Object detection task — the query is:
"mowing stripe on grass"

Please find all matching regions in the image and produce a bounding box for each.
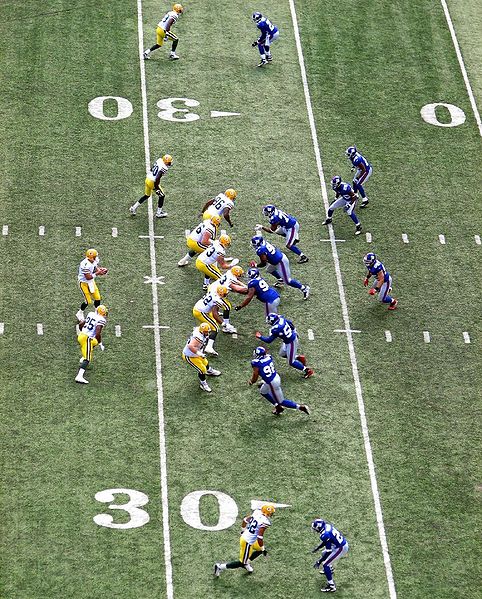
[289,2,397,597]
[439,0,482,136]
[137,1,173,597]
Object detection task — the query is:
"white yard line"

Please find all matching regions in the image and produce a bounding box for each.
[385,330,392,343]
[136,3,173,598]
[75,226,82,237]
[439,234,446,245]
[307,328,315,341]
[289,2,397,597]
[366,232,372,243]
[423,331,431,343]
[462,331,471,344]
[38,225,45,236]
[402,233,409,244]
[115,325,122,338]
[439,0,482,137]
[0,322,4,335]
[475,235,481,245]
[2,225,8,236]
[36,323,44,336]
[112,227,118,238]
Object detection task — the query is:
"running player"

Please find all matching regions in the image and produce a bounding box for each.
[130,154,173,218]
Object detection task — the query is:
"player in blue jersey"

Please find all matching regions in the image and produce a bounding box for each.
[251,236,310,299]
[322,176,362,236]
[363,253,398,310]
[251,12,279,67]
[258,204,309,263]
[235,268,280,316]
[311,519,349,593]
[346,146,372,208]
[249,347,310,415]
[256,313,314,378]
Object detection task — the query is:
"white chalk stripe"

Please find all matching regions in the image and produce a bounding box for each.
[184,229,190,239]
[475,235,481,245]
[115,325,122,337]
[37,323,44,336]
[142,325,171,330]
[39,226,45,236]
[112,227,118,238]
[463,332,471,344]
[0,322,4,335]
[402,233,409,244]
[366,232,372,243]
[423,331,431,343]
[2,225,9,236]
[307,328,314,340]
[232,333,238,339]
[320,238,345,242]
[138,235,164,239]
[75,227,82,237]
[439,234,446,244]
[385,330,392,343]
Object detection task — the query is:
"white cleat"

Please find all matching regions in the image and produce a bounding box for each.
[177,257,190,267]
[200,381,212,393]
[302,285,310,300]
[222,323,237,334]
[213,563,222,577]
[169,52,180,60]
[156,210,169,218]
[76,309,85,321]
[75,375,89,384]
[143,50,150,60]
[244,562,254,573]
[129,206,137,215]
[205,347,219,356]
[257,59,267,67]
[206,367,221,377]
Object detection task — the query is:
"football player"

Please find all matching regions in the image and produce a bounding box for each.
[322,176,362,236]
[235,267,280,317]
[77,249,108,321]
[256,313,314,378]
[249,347,310,415]
[192,286,229,356]
[75,305,108,384]
[143,3,183,61]
[346,146,372,208]
[257,204,308,263]
[208,265,246,334]
[195,234,233,289]
[251,12,279,67]
[178,214,221,267]
[182,323,221,393]
[201,188,237,226]
[214,504,275,575]
[311,519,349,593]
[363,253,398,310]
[251,235,310,299]
[130,154,173,218]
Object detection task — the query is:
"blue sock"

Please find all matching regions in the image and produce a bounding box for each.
[349,212,360,224]
[271,269,282,281]
[288,245,302,256]
[383,295,393,304]
[288,278,302,290]
[289,359,305,371]
[261,393,277,406]
[323,564,334,583]
[257,44,264,56]
[357,183,366,198]
[281,399,299,409]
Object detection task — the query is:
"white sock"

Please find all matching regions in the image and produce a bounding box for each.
[77,368,85,377]
[223,319,230,325]
[206,339,214,350]
[182,253,190,261]
[132,201,140,209]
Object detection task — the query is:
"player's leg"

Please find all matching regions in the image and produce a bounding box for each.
[280,255,310,298]
[266,296,280,316]
[179,239,205,266]
[183,354,213,392]
[344,203,362,234]
[143,27,165,59]
[322,198,343,225]
[355,166,372,207]
[220,298,236,334]
[92,284,101,309]
[266,263,283,285]
[155,186,168,218]
[167,32,180,60]
[265,30,279,62]
[320,545,347,592]
[379,277,398,309]
[130,178,153,214]
[78,282,91,315]
[256,39,267,66]
[287,339,314,377]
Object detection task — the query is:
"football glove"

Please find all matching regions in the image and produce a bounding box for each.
[234,306,241,311]
[99,343,105,351]
[369,288,377,295]
[363,277,369,287]
[313,559,322,569]
[252,40,258,47]
[255,331,262,339]
[249,260,257,267]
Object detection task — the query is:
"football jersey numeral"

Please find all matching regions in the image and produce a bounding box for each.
[258,279,269,291]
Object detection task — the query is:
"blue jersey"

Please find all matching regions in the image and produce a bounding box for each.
[317,524,347,550]
[335,182,354,200]
[367,259,390,282]
[350,152,371,171]
[248,277,279,303]
[269,209,297,229]
[251,354,277,383]
[260,316,297,344]
[257,17,278,41]
[256,241,283,265]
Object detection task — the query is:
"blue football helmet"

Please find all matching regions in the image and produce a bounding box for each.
[311,519,326,534]
[251,235,264,248]
[253,346,267,358]
[345,146,357,158]
[331,175,342,190]
[262,204,276,217]
[363,252,376,267]
[266,313,280,326]
[247,267,260,280]
[252,12,263,23]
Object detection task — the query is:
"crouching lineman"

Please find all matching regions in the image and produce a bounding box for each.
[258,204,308,263]
[75,305,108,384]
[195,234,232,289]
[192,286,229,356]
[129,154,173,218]
[182,322,221,393]
[77,248,108,321]
[214,504,275,576]
[249,347,310,415]
[202,188,237,226]
[363,253,398,310]
[235,267,280,317]
[208,265,246,334]
[178,214,220,267]
[311,519,349,593]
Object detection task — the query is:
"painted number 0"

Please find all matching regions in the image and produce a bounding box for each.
[157,98,200,122]
[94,488,150,529]
[420,103,466,127]
[180,490,238,531]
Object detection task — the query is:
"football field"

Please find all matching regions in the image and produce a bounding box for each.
[0,1,481,598]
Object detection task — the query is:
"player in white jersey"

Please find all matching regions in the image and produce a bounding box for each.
[208,265,246,334]
[75,305,108,384]
[77,248,108,321]
[201,188,237,227]
[192,286,229,356]
[143,4,183,61]
[214,504,275,575]
[196,234,232,289]
[129,154,173,218]
[178,215,221,267]
[182,323,221,393]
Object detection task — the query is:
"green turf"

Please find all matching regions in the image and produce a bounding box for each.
[0,1,480,598]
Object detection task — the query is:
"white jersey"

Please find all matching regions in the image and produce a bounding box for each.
[78,257,98,282]
[146,158,170,183]
[189,220,217,244]
[182,327,207,358]
[194,291,225,314]
[157,10,179,33]
[197,240,225,265]
[82,311,106,339]
[241,509,271,544]
[205,193,235,217]
[208,270,244,295]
